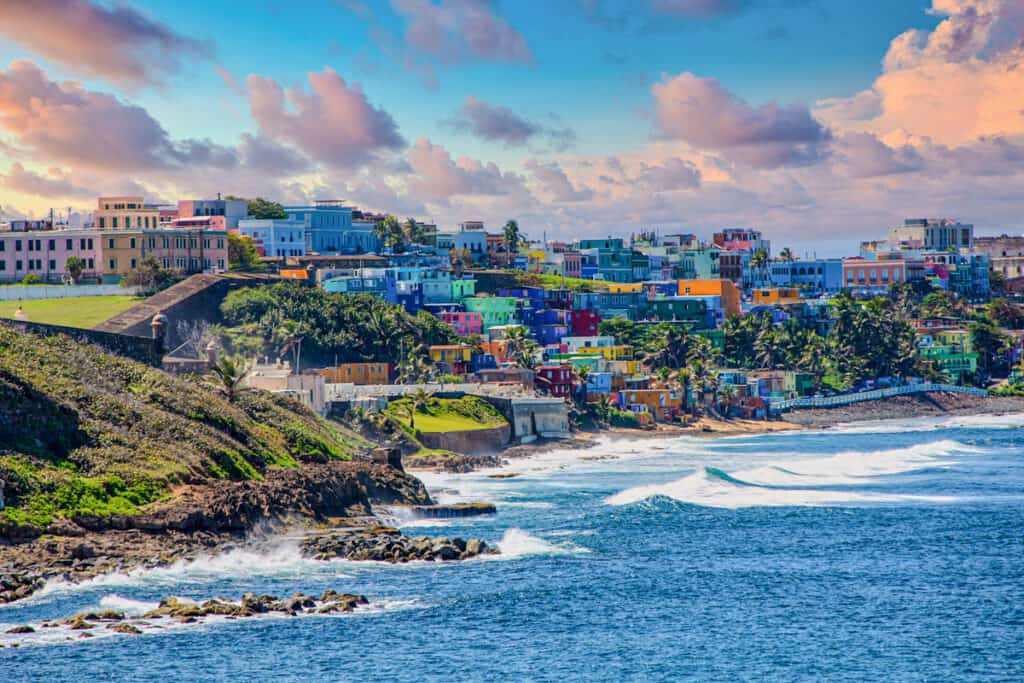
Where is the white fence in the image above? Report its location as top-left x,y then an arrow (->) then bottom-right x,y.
0,284 -> 140,301
770,383 -> 989,413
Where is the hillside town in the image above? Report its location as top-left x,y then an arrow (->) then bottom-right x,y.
3,194 -> 1024,433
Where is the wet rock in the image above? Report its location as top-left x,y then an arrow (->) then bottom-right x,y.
300,527 -> 496,563
5,625 -> 34,634
109,623 -> 142,635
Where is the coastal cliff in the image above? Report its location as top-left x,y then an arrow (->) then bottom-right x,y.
0,324 -> 436,603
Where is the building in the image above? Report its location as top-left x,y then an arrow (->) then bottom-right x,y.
617,388 -> 682,421
752,288 -> 802,306
535,364 -> 574,398
439,311 -> 483,336
0,229 -> 99,283
237,218 -> 307,258
178,198 -> 248,229
769,258 -> 844,293
429,344 -> 474,374
464,296 -> 523,330
317,363 -> 392,385
916,328 -> 978,382
286,201 -> 381,255
677,279 -> 741,317
94,196 -> 160,230
142,225 -> 228,274
889,218 -> 973,250
245,363 -> 327,415
842,256 -> 906,291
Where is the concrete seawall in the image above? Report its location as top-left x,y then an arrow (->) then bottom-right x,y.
418,425 -> 511,455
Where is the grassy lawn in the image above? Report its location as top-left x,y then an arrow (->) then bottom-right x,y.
0,295 -> 140,328
385,396 -> 508,433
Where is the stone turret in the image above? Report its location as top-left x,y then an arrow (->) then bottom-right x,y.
151,311 -> 168,356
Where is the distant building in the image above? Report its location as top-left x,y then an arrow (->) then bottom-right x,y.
237,218 -> 306,258
889,218 -> 973,250
769,258 -> 844,293
94,196 -> 160,230
178,198 -> 249,230
842,256 -> 906,291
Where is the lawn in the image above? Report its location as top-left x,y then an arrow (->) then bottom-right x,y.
0,295 -> 141,329
385,396 -> 508,433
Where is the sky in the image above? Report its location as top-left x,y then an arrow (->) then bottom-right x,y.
0,0 -> 1022,255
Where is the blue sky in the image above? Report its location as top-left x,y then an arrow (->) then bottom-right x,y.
0,0 -> 1020,254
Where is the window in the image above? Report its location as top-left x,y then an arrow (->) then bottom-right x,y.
15,240 -> 21,251
129,238 -> 136,249
108,238 -> 115,249
87,258 -> 94,269
49,259 -> 56,270
15,260 -> 22,271
108,258 -> 117,270
66,239 -> 73,250
87,238 -> 93,250
48,239 -> 55,250
112,217 -> 118,229
0,261 -> 4,271
26,259 -> 32,271
0,241 -> 4,252
98,218 -> 105,229
130,258 -> 137,269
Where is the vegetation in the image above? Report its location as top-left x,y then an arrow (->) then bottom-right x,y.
373,215 -> 406,252
219,282 -> 461,368
244,197 -> 287,219
208,355 -> 250,403
0,295 -> 140,329
228,233 -> 264,271
21,274 -> 41,285
121,257 -> 183,295
384,396 -> 507,434
0,324 -> 369,534
65,256 -> 86,283
514,271 -> 605,292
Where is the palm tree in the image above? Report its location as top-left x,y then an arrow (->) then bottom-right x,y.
676,367 -> 692,415
374,215 -> 404,253
274,320 -> 305,374
505,326 -> 537,369
778,247 -> 795,262
407,388 -> 434,430
403,217 -> 422,245
503,220 -> 521,262
209,355 -> 249,404
718,384 -> 738,417
574,365 -> 591,407
65,256 -> 86,284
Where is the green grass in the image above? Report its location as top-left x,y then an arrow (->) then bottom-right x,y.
384,396 -> 507,433
0,295 -> 140,328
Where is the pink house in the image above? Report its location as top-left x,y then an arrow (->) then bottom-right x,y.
439,311 -> 483,336
0,228 -> 100,283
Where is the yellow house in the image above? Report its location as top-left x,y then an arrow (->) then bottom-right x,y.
95,196 -> 161,230
317,363 -> 391,385
752,287 -> 802,305
606,282 -> 643,294
429,345 -> 474,364
934,329 -> 972,353
527,250 -> 546,272
100,230 -> 143,278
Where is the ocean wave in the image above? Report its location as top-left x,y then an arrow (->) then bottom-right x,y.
486,528 -> 589,560
605,438 -> 973,508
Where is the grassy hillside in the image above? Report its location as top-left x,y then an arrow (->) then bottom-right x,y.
0,324 -> 372,534
0,295 -> 140,328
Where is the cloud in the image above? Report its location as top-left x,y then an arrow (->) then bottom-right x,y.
635,157 -> 703,190
647,0 -> 742,18
406,137 -> 526,198
215,66 -> 245,96
0,60 -> 236,172
444,96 -> 579,151
0,162 -> 93,199
238,134 -> 313,175
526,160 -> 594,202
247,68 -> 406,167
388,0 -> 533,65
833,132 -> 925,178
652,71 -> 832,167
0,0 -> 212,88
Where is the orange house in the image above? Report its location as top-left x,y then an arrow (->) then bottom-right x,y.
752,287 -> 801,305
617,389 -> 683,421
677,278 -> 741,317
279,268 -> 310,280
317,363 -> 391,385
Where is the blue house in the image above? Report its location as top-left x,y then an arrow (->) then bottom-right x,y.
284,200 -> 382,255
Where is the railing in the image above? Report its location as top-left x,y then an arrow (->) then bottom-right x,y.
769,383 -> 988,413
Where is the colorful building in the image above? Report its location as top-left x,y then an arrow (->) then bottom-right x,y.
317,363 -> 392,385
0,229 -> 99,283
439,311 -> 483,336
677,279 -> 741,317
752,287 -> 802,305
429,344 -> 474,374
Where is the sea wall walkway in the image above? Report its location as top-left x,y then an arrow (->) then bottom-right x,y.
770,383 -> 989,414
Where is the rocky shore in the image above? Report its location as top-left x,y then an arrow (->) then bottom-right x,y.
301,526 -> 496,562
0,461 -> 433,605
1,589 -> 370,647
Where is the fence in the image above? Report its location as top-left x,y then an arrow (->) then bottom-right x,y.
769,383 -> 989,413
0,284 -> 140,301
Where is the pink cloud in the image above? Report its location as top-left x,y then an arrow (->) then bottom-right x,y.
0,0 -> 212,88
0,162 -> 93,199
0,60 -> 236,172
652,72 -> 831,168
406,137 -> 526,198
446,96 -> 539,146
247,68 -> 405,168
389,0 -> 533,65
526,160 -> 594,202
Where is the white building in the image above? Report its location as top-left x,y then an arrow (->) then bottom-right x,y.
236,219 -> 306,258
889,218 -> 973,250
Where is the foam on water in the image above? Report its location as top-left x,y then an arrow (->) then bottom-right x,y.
606,438 -> 974,508
488,528 -> 588,559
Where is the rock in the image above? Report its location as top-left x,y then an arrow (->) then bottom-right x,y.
5,625 -> 34,634
109,623 -> 142,635
65,616 -> 95,630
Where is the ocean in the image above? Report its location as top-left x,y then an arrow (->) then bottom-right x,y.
3,414 -> 1024,681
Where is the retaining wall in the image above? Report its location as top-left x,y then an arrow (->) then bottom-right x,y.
417,425 -> 512,455
0,284 -> 140,301
3,319 -> 161,366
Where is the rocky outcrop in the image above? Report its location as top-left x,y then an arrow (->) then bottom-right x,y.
412,503 -> 497,518
1,589 -> 369,645
0,462 -> 431,606
301,526 -> 496,563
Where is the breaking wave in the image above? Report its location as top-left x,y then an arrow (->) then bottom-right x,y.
605,439 -> 976,508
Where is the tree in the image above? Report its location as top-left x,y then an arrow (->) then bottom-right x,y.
503,220 -> 521,255
209,355 -> 249,403
598,318 -> 642,348
122,257 -> 179,294
718,383 -> 738,416
403,217 -> 425,246
228,233 -> 263,271
987,298 -> 1024,329
921,291 -> 957,318
247,198 -> 287,219
274,319 -> 306,373
778,247 -> 796,262
750,248 -> 769,270
65,256 -> 86,283
645,324 -> 691,371
504,326 -> 538,369
407,389 -> 435,430
970,319 -> 1009,379
574,365 -> 591,407
374,215 -> 405,252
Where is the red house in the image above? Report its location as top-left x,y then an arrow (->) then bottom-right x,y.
570,309 -> 601,337
535,364 -> 574,398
